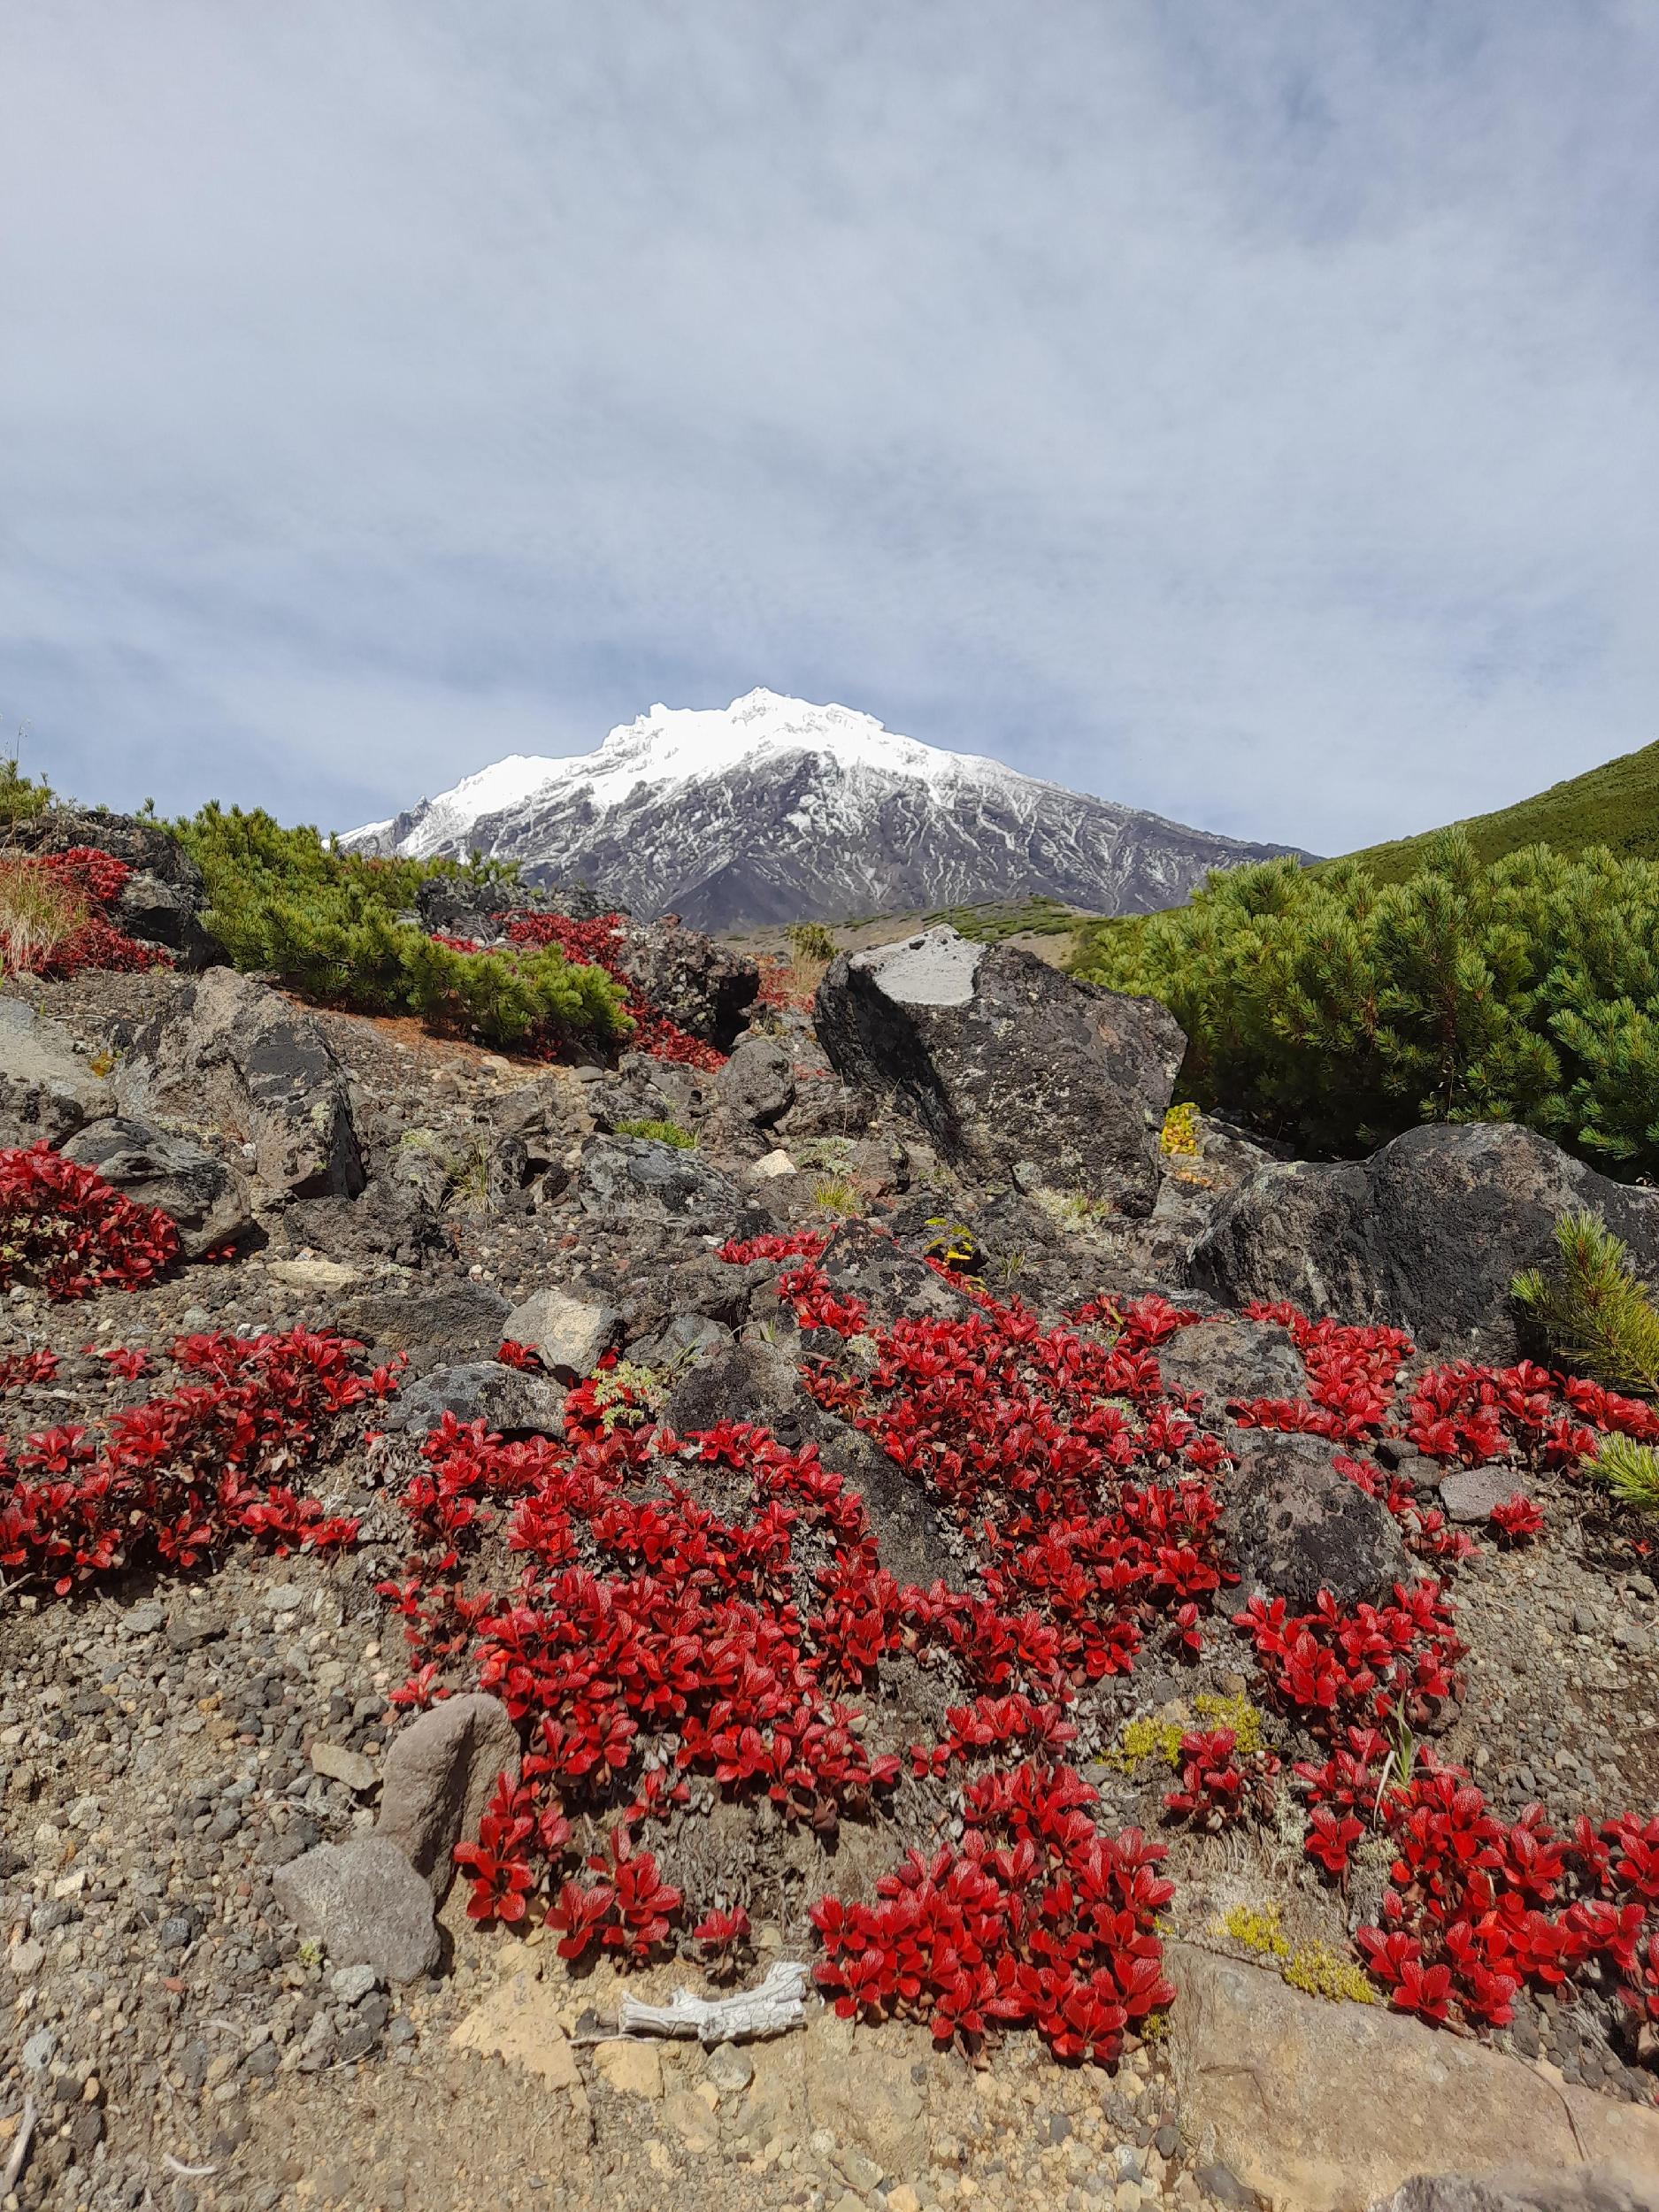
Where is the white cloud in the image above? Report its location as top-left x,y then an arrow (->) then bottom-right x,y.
2,0 -> 1655,851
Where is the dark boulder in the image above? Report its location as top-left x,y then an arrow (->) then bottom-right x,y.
280,1173 -> 448,1270
60,1116 -> 253,1261
573,1133 -> 741,1229
335,1280 -> 511,1369
716,1035 -> 795,1127
115,969 -> 365,1204
488,1078 -> 580,1212
377,1360 -> 566,1436
1223,1427 -> 1412,1609
814,926 -> 1185,1217
1194,1121 -> 1659,1356
617,917 -> 759,1049
662,1337 -> 956,1586
6,806 -> 222,967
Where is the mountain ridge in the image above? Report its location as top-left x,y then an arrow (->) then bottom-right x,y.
344,688 -> 1314,930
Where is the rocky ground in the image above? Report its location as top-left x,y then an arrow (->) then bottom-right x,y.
4,901 -> 1659,2212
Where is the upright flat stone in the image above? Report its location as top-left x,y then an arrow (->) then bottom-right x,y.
116,969 -> 365,1203
815,926 -> 1185,1217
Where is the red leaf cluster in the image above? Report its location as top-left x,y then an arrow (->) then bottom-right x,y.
812,1785 -> 1173,2062
0,1143 -> 180,1300
0,1326 -> 385,1594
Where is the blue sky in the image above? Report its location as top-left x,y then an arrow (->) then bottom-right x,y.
3,1 -> 1655,853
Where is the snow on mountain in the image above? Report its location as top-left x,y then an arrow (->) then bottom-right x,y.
342,688 -> 1311,930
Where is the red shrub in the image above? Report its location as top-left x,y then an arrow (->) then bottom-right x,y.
0,1326 -> 387,1594
0,1144 -> 180,1300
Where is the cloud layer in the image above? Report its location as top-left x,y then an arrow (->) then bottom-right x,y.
3,1 -> 1655,851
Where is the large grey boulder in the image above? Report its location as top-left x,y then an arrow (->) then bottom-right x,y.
0,998 -> 109,1148
617,917 -> 759,1049
1224,1426 -> 1412,1609
60,1116 -> 252,1260
503,1286 -> 621,1381
116,969 -> 365,1203
814,927 -> 1185,1217
272,1835 -> 440,1984
375,1694 -> 520,1900
377,1361 -> 566,1436
1194,1121 -> 1659,1356
573,1133 -> 741,1228
716,1034 -> 795,1127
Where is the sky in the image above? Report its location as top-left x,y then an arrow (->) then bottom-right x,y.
3,2 -> 1656,855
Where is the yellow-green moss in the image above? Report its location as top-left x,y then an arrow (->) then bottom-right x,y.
1160,1102 -> 1201,1157
1109,1692 -> 1268,1772
1212,1902 -> 1375,2004
1283,1940 -> 1376,2005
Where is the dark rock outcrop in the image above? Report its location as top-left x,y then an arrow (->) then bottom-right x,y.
1156,1318 -> 1307,1414
281,1174 -> 447,1270
573,1133 -> 742,1229
815,927 -> 1185,1216
116,969 -> 365,1204
1194,1121 -> 1659,1356
1223,1426 -> 1412,1609
377,1361 -> 567,1436
617,917 -> 759,1048
6,805 -> 222,967
60,1115 -> 253,1261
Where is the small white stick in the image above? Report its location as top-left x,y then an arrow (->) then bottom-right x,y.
162,2154 -> 219,2177
617,1959 -> 810,2045
3,2098 -> 37,2194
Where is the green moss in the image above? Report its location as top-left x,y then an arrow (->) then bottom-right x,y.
616,1118 -> 697,1149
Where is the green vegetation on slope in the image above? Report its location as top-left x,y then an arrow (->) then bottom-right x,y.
1072,827 -> 1659,1177
174,804 -> 627,1052
1327,739 -> 1659,885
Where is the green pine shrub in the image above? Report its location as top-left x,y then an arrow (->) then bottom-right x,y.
1587,1433 -> 1659,1515
1513,1214 -> 1659,1398
173,804 -> 627,1052
1071,829 -> 1659,1176
786,921 -> 839,963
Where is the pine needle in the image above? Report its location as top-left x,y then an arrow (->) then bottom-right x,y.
1512,1212 -> 1659,1399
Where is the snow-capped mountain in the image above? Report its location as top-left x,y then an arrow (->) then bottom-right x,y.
343,690 -> 1310,930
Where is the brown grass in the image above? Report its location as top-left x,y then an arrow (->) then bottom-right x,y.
0,858 -> 85,975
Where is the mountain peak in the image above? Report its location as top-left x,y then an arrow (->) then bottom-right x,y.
343,693 -> 1310,928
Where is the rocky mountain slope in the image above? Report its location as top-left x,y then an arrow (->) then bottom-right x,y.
343,690 -> 1311,930
4,809 -> 1659,2212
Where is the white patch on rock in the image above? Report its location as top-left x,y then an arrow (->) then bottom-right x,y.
853,927 -> 983,1009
